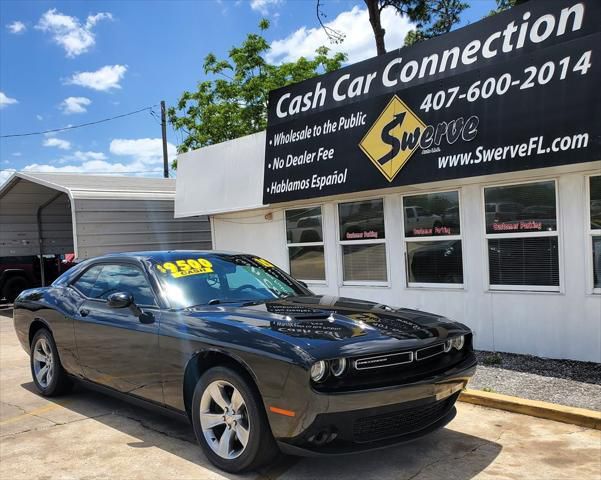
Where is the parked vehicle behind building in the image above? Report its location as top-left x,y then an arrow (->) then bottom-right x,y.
0,255 -> 75,303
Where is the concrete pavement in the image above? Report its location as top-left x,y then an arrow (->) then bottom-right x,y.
1,308 -> 599,480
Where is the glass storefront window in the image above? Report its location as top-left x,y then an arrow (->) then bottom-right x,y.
338,199 -> 385,241
484,181 -> 557,234
403,191 -> 462,286
484,180 -> 559,289
403,191 -> 461,237
590,176 -> 601,291
338,199 -> 387,282
285,207 -> 325,282
342,244 -> 387,282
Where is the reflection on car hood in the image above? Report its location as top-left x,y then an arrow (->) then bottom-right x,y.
186,295 -> 469,355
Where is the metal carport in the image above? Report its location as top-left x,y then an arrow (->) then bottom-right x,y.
0,172 -> 212,284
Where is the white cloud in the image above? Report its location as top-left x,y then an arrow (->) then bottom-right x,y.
71,150 -> 107,161
66,65 -> 127,91
35,9 -> 112,57
267,6 -> 413,65
250,0 -> 282,14
43,137 -> 71,150
60,96 -> 91,114
110,138 -> 176,165
36,114 -> 44,120
12,152 -> 22,157
0,91 -> 18,108
7,21 -> 26,34
7,138 -> 177,181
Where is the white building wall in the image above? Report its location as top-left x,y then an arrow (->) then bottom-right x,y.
211,163 -> 601,362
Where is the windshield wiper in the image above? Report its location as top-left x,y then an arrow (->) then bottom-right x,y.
206,299 -> 263,306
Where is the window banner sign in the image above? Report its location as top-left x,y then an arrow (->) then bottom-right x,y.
263,0 -> 601,204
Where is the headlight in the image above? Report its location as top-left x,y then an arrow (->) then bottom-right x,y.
330,358 -> 347,377
451,335 -> 465,350
444,339 -> 452,352
310,361 -> 327,382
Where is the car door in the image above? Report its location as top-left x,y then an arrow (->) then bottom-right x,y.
72,262 -> 163,404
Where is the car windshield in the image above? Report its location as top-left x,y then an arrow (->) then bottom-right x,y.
150,254 -> 309,309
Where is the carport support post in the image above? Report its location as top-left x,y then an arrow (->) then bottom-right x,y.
36,192 -> 62,287
161,100 -> 169,178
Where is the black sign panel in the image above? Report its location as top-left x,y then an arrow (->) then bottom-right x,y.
263,0 -> 601,204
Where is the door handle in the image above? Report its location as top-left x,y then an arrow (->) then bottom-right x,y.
79,308 -> 90,317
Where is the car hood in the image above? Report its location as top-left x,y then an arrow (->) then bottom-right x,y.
185,295 -> 469,358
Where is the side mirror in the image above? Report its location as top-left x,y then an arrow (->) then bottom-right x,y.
107,292 -> 143,317
107,292 -> 133,308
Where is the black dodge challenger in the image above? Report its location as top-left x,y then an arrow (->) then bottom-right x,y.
13,251 -> 476,472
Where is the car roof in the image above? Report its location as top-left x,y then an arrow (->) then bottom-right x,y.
93,250 -> 245,263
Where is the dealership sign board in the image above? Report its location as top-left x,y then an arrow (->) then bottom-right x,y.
263,0 -> 600,204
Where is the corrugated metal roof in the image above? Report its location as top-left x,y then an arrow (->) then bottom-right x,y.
0,172 -> 211,258
0,172 -> 176,201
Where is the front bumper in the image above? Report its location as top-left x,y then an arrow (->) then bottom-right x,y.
268,353 -> 476,455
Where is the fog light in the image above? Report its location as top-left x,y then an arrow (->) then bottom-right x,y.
330,358 -> 347,377
310,361 -> 327,382
451,335 -> 465,350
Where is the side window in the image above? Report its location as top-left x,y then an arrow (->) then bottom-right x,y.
72,265 -> 103,297
88,264 -> 157,306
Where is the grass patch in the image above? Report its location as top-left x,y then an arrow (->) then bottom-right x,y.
482,353 -> 503,366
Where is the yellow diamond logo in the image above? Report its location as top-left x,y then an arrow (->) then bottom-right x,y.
359,95 -> 426,182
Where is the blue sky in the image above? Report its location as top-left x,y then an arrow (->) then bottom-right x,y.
0,0 -> 495,184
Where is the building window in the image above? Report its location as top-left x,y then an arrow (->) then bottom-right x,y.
484,180 -> 559,290
338,199 -> 387,282
402,191 -> 463,286
589,176 -> 601,292
285,207 -> 325,281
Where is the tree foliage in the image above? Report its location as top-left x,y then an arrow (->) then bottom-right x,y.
487,0 -> 527,17
403,0 -> 468,46
168,20 -> 346,158
318,1 -> 468,54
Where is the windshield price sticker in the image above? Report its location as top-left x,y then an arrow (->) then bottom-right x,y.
254,257 -> 275,268
156,258 -> 213,278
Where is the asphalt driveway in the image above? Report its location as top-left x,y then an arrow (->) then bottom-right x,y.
1,308 -> 599,480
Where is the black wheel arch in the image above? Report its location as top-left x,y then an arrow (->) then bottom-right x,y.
182,348 -> 262,420
28,318 -> 53,347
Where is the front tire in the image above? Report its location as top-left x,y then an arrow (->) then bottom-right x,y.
30,329 -> 71,396
191,366 -> 279,473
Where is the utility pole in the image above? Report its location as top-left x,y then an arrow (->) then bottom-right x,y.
160,100 -> 169,178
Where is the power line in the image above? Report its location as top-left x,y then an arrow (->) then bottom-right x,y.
0,106 -> 157,138
0,169 -> 164,175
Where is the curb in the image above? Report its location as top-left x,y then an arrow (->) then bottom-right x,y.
459,389 -> 601,430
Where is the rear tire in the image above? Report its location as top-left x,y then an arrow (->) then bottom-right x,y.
191,366 -> 279,473
30,329 -> 72,396
3,276 -> 28,303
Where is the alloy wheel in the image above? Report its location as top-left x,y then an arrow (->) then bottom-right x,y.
33,337 -> 54,388
199,380 -> 250,460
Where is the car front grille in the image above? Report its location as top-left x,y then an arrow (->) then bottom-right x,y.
352,397 -> 453,443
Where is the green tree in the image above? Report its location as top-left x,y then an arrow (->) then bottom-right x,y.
487,0 -> 527,17
317,1 -> 467,54
317,1 -> 430,55
403,0 -> 468,46
168,19 -> 345,159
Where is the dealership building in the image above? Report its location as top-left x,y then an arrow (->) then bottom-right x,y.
175,0 -> 600,362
